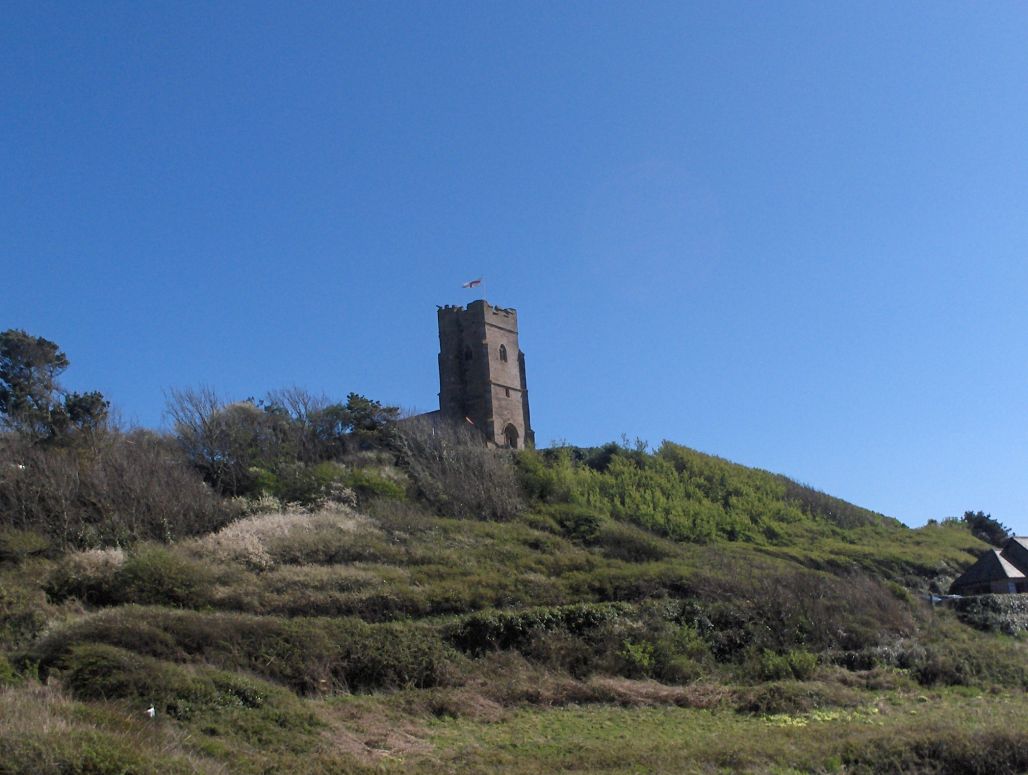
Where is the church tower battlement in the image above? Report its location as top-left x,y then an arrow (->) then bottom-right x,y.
437,300 -> 534,449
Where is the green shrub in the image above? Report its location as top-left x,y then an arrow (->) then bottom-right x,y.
520,630 -> 596,678
747,649 -> 819,681
515,448 -> 571,503
0,528 -> 50,563
46,546 -> 214,608
648,622 -> 712,683
896,624 -> 1028,689
330,620 -> 459,691
591,521 -> 677,562
543,503 -> 603,542
60,642 -> 322,746
0,653 -> 17,685
0,581 -> 51,651
61,643 -> 173,703
31,607 -> 459,695
617,639 -> 655,677
339,467 -> 406,502
114,546 -> 214,607
786,649 -> 818,679
448,602 -> 635,656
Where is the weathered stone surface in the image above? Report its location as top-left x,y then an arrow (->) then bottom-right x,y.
437,300 -> 534,449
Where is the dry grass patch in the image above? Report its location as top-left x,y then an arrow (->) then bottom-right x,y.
187,505 -> 373,570
0,682 -> 224,774
321,695 -> 435,765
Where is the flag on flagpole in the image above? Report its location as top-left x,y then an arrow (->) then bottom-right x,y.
461,277 -> 483,288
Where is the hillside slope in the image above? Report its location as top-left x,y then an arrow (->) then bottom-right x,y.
1,436 -> 1024,774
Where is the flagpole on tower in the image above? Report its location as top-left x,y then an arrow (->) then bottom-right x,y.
461,277 -> 484,299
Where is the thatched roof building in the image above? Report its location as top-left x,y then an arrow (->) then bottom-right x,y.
950,536 -> 1028,595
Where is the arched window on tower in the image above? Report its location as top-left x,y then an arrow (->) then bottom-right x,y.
503,423 -> 520,449
464,346 -> 473,361
498,344 -> 508,362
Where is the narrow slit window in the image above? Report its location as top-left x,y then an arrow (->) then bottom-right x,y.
499,344 -> 508,362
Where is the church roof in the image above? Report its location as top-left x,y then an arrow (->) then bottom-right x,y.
1000,536 -> 1028,572
952,549 -> 1025,591
1005,536 -> 1028,553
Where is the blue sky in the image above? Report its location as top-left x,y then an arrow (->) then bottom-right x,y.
4,2 -> 1028,534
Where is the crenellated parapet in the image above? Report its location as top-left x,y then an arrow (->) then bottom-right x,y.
436,300 -> 534,449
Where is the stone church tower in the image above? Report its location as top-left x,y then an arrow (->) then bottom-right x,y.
437,300 -> 534,449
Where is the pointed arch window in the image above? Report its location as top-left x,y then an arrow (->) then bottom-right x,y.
498,344 -> 508,362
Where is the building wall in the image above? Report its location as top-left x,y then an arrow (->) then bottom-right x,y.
437,300 -> 534,448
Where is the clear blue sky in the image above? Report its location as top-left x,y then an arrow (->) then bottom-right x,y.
4,2 -> 1028,534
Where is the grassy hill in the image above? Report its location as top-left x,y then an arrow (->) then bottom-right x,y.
1,430 -> 1026,774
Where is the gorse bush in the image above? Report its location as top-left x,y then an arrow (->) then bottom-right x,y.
522,441 -> 888,545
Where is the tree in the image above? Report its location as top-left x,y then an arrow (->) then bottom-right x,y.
0,329 -> 108,442
962,510 -> 1010,547
305,392 -> 399,458
166,387 -> 297,496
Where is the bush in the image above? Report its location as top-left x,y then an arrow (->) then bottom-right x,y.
114,546 -> 215,607
0,431 -> 232,548
908,642 -> 1028,688
648,622 -> 712,683
543,503 -> 603,542
44,548 -> 125,606
0,581 -> 51,651
0,728 -> 155,775
338,467 -> 406,502
448,602 -> 635,656
60,642 -> 321,744
395,417 -> 522,520
30,607 -> 460,695
747,648 -> 819,681
0,653 -> 17,685
590,521 -> 678,562
0,528 -> 49,563
46,545 -> 214,608
520,630 -> 597,678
